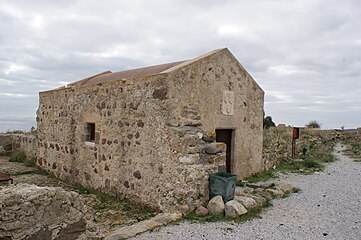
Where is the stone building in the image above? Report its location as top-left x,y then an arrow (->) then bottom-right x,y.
36,48 -> 264,211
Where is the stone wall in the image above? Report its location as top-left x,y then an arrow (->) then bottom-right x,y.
0,133 -> 37,160
37,74 -> 225,212
36,48 -> 264,212
357,128 -> 361,139
0,184 -> 86,240
164,49 -> 264,178
0,134 -> 13,155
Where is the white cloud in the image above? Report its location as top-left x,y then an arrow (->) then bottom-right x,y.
0,92 -> 31,97
31,14 -> 45,29
268,65 -> 315,76
4,64 -> 25,75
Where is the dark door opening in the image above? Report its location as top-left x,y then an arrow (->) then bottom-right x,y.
216,129 -> 233,173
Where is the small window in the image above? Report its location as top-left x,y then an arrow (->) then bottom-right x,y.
87,123 -> 95,142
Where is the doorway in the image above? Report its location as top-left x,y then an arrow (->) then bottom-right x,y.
216,129 -> 233,173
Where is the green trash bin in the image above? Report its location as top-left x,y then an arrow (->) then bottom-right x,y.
209,172 -> 237,202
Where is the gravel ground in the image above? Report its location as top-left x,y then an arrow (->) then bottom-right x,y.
132,143 -> 361,240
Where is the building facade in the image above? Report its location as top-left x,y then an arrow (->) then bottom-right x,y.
36,48 -> 264,211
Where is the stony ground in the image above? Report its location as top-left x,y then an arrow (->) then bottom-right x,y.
0,156 -> 156,238
132,143 -> 361,240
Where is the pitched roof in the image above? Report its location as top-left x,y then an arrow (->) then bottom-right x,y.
69,60 -> 186,86
68,48 -> 226,87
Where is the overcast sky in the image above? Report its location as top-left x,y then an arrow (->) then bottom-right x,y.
1,0 -> 360,131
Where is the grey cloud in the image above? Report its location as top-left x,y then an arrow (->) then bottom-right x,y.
0,0 -> 361,131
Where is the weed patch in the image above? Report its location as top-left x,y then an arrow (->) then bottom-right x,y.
73,185 -> 158,220
9,151 -> 27,163
242,170 -> 276,183
282,187 -> 301,198
340,133 -> 361,161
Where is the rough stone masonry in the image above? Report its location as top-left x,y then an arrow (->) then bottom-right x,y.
35,48 -> 264,212
0,184 -> 86,240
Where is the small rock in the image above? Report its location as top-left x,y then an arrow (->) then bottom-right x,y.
179,204 -> 190,214
255,188 -> 273,200
234,187 -> 245,196
225,200 -> 248,218
234,196 -> 258,209
195,206 -> 209,216
243,187 -> 255,194
207,195 -> 225,215
275,182 -> 295,192
266,189 -> 284,198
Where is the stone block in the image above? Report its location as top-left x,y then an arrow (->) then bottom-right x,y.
0,184 -> 85,240
195,206 -> 209,216
225,200 -> 247,218
234,196 -> 258,209
204,142 -> 227,155
179,154 -> 199,165
266,188 -> 284,198
207,195 -> 225,215
275,182 -> 295,192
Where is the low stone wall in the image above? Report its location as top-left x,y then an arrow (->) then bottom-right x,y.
0,135 -> 13,155
356,128 -> 361,139
0,133 -> 37,160
12,134 -> 37,160
0,184 -> 86,240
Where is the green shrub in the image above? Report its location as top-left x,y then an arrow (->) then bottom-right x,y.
242,170 -> 275,183
9,151 -> 26,163
303,159 -> 322,168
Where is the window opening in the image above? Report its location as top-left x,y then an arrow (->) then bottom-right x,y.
87,123 -> 95,142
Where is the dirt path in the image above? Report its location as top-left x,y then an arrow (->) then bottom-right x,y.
133,143 -> 361,240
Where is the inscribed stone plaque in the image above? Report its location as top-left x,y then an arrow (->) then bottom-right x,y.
222,91 -> 234,115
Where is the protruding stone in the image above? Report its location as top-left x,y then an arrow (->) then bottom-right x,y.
179,204 -> 190,214
208,154 -> 226,164
204,142 -> 226,155
202,132 -> 216,142
207,195 -> 225,215
166,118 -> 180,127
225,200 -> 247,218
184,120 -> 202,127
179,154 -> 199,165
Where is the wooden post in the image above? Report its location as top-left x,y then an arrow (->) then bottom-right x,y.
292,139 -> 296,158
292,127 -> 300,158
